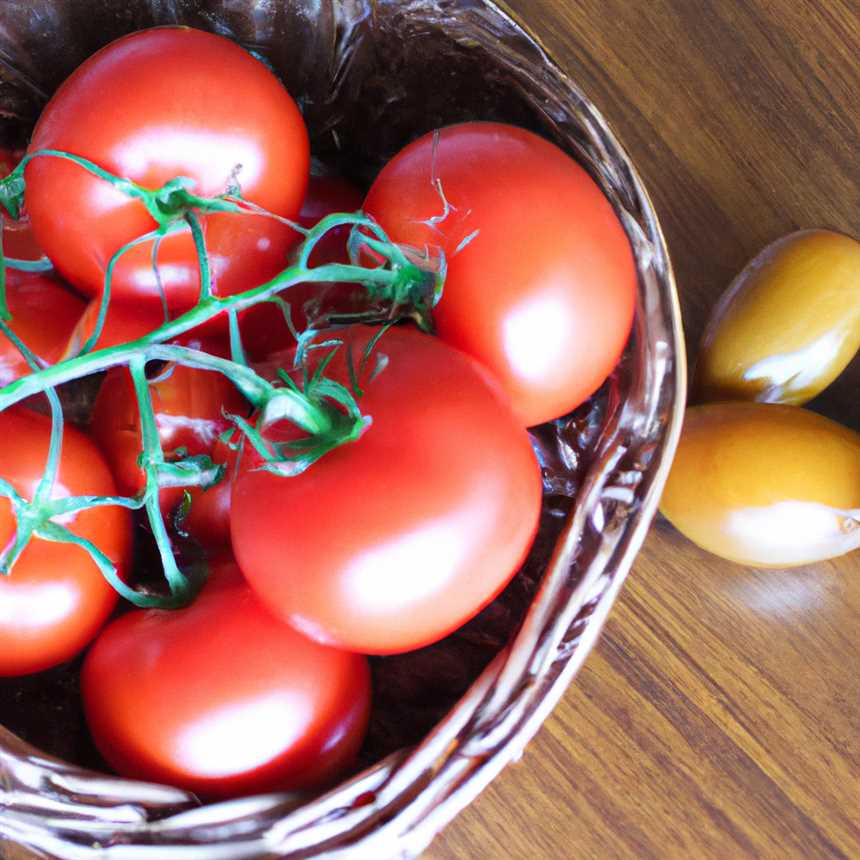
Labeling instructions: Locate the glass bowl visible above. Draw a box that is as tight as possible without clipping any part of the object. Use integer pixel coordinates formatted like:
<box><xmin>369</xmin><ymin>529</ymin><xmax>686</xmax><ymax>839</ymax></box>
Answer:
<box><xmin>0</xmin><ymin>1</ymin><xmax>685</xmax><ymax>857</ymax></box>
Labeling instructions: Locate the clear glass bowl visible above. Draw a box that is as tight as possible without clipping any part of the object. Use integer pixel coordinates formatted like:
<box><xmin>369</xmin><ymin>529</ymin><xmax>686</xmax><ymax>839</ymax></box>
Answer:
<box><xmin>0</xmin><ymin>1</ymin><xmax>685</xmax><ymax>857</ymax></box>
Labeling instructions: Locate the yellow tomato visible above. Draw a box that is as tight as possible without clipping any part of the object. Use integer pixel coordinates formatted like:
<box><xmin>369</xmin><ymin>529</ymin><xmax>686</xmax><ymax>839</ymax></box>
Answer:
<box><xmin>660</xmin><ymin>402</ymin><xmax>860</xmax><ymax>567</ymax></box>
<box><xmin>694</xmin><ymin>230</ymin><xmax>860</xmax><ymax>405</ymax></box>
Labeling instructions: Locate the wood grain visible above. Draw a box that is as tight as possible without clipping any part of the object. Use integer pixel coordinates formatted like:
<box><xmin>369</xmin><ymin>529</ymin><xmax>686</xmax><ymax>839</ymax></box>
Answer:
<box><xmin>429</xmin><ymin>1</ymin><xmax>860</xmax><ymax>857</ymax></box>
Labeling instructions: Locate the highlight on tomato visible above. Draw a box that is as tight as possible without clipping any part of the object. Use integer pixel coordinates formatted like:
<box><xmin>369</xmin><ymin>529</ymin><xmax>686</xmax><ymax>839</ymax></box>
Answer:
<box><xmin>24</xmin><ymin>27</ymin><xmax>310</xmax><ymax>311</ymax></box>
<box><xmin>82</xmin><ymin>558</ymin><xmax>371</xmax><ymax>799</ymax></box>
<box><xmin>231</xmin><ymin>324</ymin><xmax>542</xmax><ymax>655</ymax></box>
<box><xmin>363</xmin><ymin>121</ymin><xmax>637</xmax><ymax>427</ymax></box>
<box><xmin>0</xmin><ymin>408</ymin><xmax>131</xmax><ymax>676</ymax></box>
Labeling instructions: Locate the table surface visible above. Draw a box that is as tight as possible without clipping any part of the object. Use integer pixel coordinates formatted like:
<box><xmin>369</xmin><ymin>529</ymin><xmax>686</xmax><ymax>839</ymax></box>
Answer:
<box><xmin>429</xmin><ymin>1</ymin><xmax>860</xmax><ymax>858</ymax></box>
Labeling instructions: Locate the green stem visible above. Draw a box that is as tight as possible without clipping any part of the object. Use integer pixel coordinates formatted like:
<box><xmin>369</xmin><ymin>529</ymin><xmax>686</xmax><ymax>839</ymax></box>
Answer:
<box><xmin>227</xmin><ymin>309</ymin><xmax>247</xmax><ymax>366</ymax></box>
<box><xmin>78</xmin><ymin>228</ymin><xmax>164</xmax><ymax>356</ymax></box>
<box><xmin>0</xmin><ymin>149</ymin><xmax>443</xmax><ymax>605</ymax></box>
<box><xmin>129</xmin><ymin>355</ymin><xmax>196</xmax><ymax>605</ymax></box>
<box><xmin>185</xmin><ymin>210</ymin><xmax>211</xmax><ymax>302</ymax></box>
<box><xmin>0</xmin><ymin>252</ymin><xmax>401</xmax><ymax>413</ymax></box>
<box><xmin>0</xmin><ymin>318</ymin><xmax>63</xmax><ymax>504</ymax></box>
<box><xmin>151</xmin><ymin>233</ymin><xmax>169</xmax><ymax>325</ymax></box>
<box><xmin>4</xmin><ymin>256</ymin><xmax>53</xmax><ymax>273</ymax></box>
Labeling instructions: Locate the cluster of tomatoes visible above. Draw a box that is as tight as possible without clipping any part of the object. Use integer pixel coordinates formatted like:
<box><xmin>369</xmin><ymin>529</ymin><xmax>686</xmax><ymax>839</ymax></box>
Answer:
<box><xmin>0</xmin><ymin>27</ymin><xmax>635</xmax><ymax>799</ymax></box>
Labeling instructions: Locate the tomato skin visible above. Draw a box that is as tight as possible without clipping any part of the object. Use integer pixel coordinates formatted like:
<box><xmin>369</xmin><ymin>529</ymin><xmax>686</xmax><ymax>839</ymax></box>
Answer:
<box><xmin>182</xmin><ymin>437</ymin><xmax>237</xmax><ymax>549</ymax></box>
<box><xmin>0</xmin><ymin>409</ymin><xmax>131</xmax><ymax>676</ymax></box>
<box><xmin>62</xmin><ymin>300</ymin><xmax>166</xmax><ymax>358</ymax></box>
<box><xmin>363</xmin><ymin>122</ymin><xmax>636</xmax><ymax>427</ymax></box>
<box><xmin>241</xmin><ymin>173</ymin><xmax>366</xmax><ymax>359</ymax></box>
<box><xmin>90</xmin><ymin>347</ymin><xmax>247</xmax><ymax>545</ymax></box>
<box><xmin>0</xmin><ymin>270</ymin><xmax>85</xmax><ymax>385</ymax></box>
<box><xmin>298</xmin><ymin>174</ymin><xmax>365</xmax><ymax>265</ymax></box>
<box><xmin>81</xmin><ymin>558</ymin><xmax>371</xmax><ymax>799</ymax></box>
<box><xmin>231</xmin><ymin>325</ymin><xmax>542</xmax><ymax>655</ymax></box>
<box><xmin>62</xmin><ymin>299</ymin><xmax>235</xmax><ymax>358</ymax></box>
<box><xmin>25</xmin><ymin>27</ymin><xmax>309</xmax><ymax>311</ymax></box>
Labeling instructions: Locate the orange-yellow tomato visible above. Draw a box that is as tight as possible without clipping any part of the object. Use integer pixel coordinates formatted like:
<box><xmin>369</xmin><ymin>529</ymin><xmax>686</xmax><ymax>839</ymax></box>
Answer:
<box><xmin>660</xmin><ymin>402</ymin><xmax>860</xmax><ymax>567</ymax></box>
<box><xmin>694</xmin><ymin>230</ymin><xmax>860</xmax><ymax>406</ymax></box>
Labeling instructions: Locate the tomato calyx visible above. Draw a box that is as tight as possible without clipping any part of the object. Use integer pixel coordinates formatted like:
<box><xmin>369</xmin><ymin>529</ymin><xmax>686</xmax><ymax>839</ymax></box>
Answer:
<box><xmin>246</xmin><ymin>352</ymin><xmax>372</xmax><ymax>477</ymax></box>
<box><xmin>343</xmin><ymin>232</ymin><xmax>445</xmax><ymax>332</ymax></box>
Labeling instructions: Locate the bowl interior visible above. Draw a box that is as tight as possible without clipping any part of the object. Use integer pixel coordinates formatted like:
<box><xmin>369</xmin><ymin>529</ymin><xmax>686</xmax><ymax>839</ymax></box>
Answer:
<box><xmin>0</xmin><ymin>2</ymin><xmax>684</xmax><ymax>858</ymax></box>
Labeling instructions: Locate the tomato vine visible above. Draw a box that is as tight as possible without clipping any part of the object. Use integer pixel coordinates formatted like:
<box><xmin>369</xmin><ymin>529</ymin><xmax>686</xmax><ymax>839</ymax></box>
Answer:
<box><xmin>0</xmin><ymin>151</ymin><xmax>445</xmax><ymax>608</ymax></box>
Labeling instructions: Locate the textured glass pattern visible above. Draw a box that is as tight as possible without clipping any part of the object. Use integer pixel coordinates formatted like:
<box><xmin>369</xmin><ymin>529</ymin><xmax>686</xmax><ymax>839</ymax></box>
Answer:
<box><xmin>0</xmin><ymin>2</ymin><xmax>685</xmax><ymax>857</ymax></box>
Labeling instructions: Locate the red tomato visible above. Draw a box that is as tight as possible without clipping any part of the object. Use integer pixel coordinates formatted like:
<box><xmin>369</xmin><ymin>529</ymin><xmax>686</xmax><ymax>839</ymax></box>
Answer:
<box><xmin>0</xmin><ymin>270</ymin><xmax>85</xmax><ymax>385</ymax></box>
<box><xmin>82</xmin><ymin>558</ymin><xmax>370</xmax><ymax>799</ymax></box>
<box><xmin>231</xmin><ymin>325</ymin><xmax>541</xmax><ymax>654</ymax></box>
<box><xmin>0</xmin><ymin>409</ymin><xmax>131</xmax><ymax>676</ymax></box>
<box><xmin>363</xmin><ymin>122</ymin><xmax>637</xmax><ymax>427</ymax></box>
<box><xmin>0</xmin><ymin>148</ymin><xmax>21</xmax><ymax>176</ymax></box>
<box><xmin>62</xmin><ymin>300</ymin><xmax>166</xmax><ymax>358</ymax></box>
<box><xmin>0</xmin><ymin>147</ymin><xmax>43</xmax><ymax>261</ymax></box>
<box><xmin>298</xmin><ymin>173</ymin><xmax>366</xmax><ymax>265</ymax></box>
<box><xmin>90</xmin><ymin>348</ymin><xmax>247</xmax><ymax>545</ymax></box>
<box><xmin>241</xmin><ymin>173</ymin><xmax>366</xmax><ymax>359</ymax></box>
<box><xmin>1</xmin><ymin>217</ymin><xmax>44</xmax><ymax>262</ymax></box>
<box><xmin>181</xmin><ymin>437</ymin><xmax>238</xmax><ymax>549</ymax></box>
<box><xmin>62</xmin><ymin>298</ymin><xmax>217</xmax><ymax>358</ymax></box>
<box><xmin>25</xmin><ymin>28</ymin><xmax>309</xmax><ymax>311</ymax></box>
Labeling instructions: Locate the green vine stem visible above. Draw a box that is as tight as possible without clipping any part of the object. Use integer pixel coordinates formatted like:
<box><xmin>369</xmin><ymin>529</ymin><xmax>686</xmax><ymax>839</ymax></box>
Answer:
<box><xmin>0</xmin><ymin>148</ymin><xmax>445</xmax><ymax>607</ymax></box>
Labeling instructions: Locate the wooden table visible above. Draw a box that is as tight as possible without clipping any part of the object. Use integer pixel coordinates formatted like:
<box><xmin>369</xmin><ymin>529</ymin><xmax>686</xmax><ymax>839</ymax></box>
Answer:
<box><xmin>431</xmin><ymin>2</ymin><xmax>860</xmax><ymax>857</ymax></box>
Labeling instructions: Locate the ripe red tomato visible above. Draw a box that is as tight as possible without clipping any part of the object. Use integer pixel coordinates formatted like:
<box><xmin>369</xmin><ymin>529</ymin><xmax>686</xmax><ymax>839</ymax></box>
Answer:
<box><xmin>363</xmin><ymin>122</ymin><xmax>637</xmax><ymax>427</ymax></box>
<box><xmin>90</xmin><ymin>347</ymin><xmax>247</xmax><ymax>545</ymax></box>
<box><xmin>0</xmin><ymin>270</ymin><xmax>85</xmax><ymax>385</ymax></box>
<box><xmin>82</xmin><ymin>558</ymin><xmax>370</xmax><ymax>799</ymax></box>
<box><xmin>0</xmin><ymin>147</ymin><xmax>43</xmax><ymax>261</ymax></box>
<box><xmin>62</xmin><ymin>300</ymin><xmax>166</xmax><ymax>358</ymax></box>
<box><xmin>181</xmin><ymin>436</ymin><xmax>238</xmax><ymax>549</ymax></box>
<box><xmin>0</xmin><ymin>409</ymin><xmax>131</xmax><ymax>676</ymax></box>
<box><xmin>241</xmin><ymin>172</ymin><xmax>366</xmax><ymax>359</ymax></box>
<box><xmin>231</xmin><ymin>325</ymin><xmax>541</xmax><ymax>654</ymax></box>
<box><xmin>62</xmin><ymin>298</ymin><xmax>217</xmax><ymax>358</ymax></box>
<box><xmin>25</xmin><ymin>28</ymin><xmax>309</xmax><ymax>311</ymax></box>
<box><xmin>298</xmin><ymin>174</ymin><xmax>366</xmax><ymax>265</ymax></box>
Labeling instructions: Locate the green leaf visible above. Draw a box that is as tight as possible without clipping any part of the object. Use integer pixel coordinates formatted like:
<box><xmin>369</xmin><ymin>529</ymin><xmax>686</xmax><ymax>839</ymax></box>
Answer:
<box><xmin>0</xmin><ymin>173</ymin><xmax>26</xmax><ymax>221</ymax></box>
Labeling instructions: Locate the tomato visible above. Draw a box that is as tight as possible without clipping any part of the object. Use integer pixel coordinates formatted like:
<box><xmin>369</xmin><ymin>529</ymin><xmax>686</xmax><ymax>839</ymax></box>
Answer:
<box><xmin>0</xmin><ymin>409</ymin><xmax>131</xmax><ymax>676</ymax></box>
<box><xmin>299</xmin><ymin>174</ymin><xmax>365</xmax><ymax>263</ymax></box>
<box><xmin>62</xmin><ymin>298</ymin><xmax>218</xmax><ymax>358</ymax></box>
<box><xmin>81</xmin><ymin>558</ymin><xmax>370</xmax><ymax>799</ymax></box>
<box><xmin>231</xmin><ymin>325</ymin><xmax>541</xmax><ymax>654</ymax></box>
<box><xmin>181</xmin><ymin>436</ymin><xmax>238</xmax><ymax>549</ymax></box>
<box><xmin>241</xmin><ymin>172</ymin><xmax>366</xmax><ymax>359</ymax></box>
<box><xmin>90</xmin><ymin>347</ymin><xmax>247</xmax><ymax>545</ymax></box>
<box><xmin>0</xmin><ymin>270</ymin><xmax>85</xmax><ymax>385</ymax></box>
<box><xmin>25</xmin><ymin>27</ymin><xmax>309</xmax><ymax>311</ymax></box>
<box><xmin>660</xmin><ymin>403</ymin><xmax>860</xmax><ymax>567</ymax></box>
<box><xmin>62</xmin><ymin>300</ymin><xmax>167</xmax><ymax>358</ymax></box>
<box><xmin>0</xmin><ymin>148</ymin><xmax>20</xmax><ymax>176</ymax></box>
<box><xmin>0</xmin><ymin>147</ymin><xmax>43</xmax><ymax>261</ymax></box>
<box><xmin>693</xmin><ymin>230</ymin><xmax>860</xmax><ymax>406</ymax></box>
<box><xmin>363</xmin><ymin>122</ymin><xmax>636</xmax><ymax>427</ymax></box>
